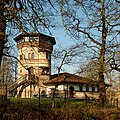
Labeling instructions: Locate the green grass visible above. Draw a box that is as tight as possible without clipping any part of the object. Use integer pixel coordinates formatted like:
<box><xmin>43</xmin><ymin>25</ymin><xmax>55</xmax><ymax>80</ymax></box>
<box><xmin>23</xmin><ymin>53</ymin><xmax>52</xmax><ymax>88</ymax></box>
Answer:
<box><xmin>9</xmin><ymin>97</ymin><xmax>85</xmax><ymax>108</ymax></box>
<box><xmin>1</xmin><ymin>97</ymin><xmax>120</xmax><ymax>120</ymax></box>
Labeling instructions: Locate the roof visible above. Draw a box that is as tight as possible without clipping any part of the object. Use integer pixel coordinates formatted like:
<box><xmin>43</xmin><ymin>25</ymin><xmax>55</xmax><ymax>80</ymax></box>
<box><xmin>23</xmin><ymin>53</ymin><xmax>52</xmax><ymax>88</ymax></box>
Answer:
<box><xmin>44</xmin><ymin>72</ymin><xmax>99</xmax><ymax>86</ymax></box>
<box><xmin>14</xmin><ymin>32</ymin><xmax>56</xmax><ymax>45</ymax></box>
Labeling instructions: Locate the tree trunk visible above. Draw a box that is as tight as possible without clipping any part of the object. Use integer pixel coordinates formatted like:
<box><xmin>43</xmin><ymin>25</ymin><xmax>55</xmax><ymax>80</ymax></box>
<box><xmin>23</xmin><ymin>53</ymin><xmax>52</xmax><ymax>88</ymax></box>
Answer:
<box><xmin>0</xmin><ymin>2</ymin><xmax>6</xmax><ymax>67</ymax></box>
<box><xmin>98</xmin><ymin>0</ymin><xmax>107</xmax><ymax>106</ymax></box>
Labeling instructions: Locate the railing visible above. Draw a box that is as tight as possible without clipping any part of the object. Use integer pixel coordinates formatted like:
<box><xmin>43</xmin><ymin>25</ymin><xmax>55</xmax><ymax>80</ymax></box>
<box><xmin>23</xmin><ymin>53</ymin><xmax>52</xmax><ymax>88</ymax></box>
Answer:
<box><xmin>8</xmin><ymin>74</ymin><xmax>39</xmax><ymax>91</ymax></box>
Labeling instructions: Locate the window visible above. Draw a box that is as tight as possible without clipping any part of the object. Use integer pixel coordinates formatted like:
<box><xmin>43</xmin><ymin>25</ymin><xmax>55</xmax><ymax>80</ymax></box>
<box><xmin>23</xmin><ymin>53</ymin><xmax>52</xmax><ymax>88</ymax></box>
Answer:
<box><xmin>20</xmin><ymin>69</ymin><xmax>22</xmax><ymax>73</ymax></box>
<box><xmin>89</xmin><ymin>86</ymin><xmax>92</xmax><ymax>92</ymax></box>
<box><xmin>46</xmin><ymin>53</ymin><xmax>50</xmax><ymax>60</ymax></box>
<box><xmin>79</xmin><ymin>85</ymin><xmax>82</xmax><ymax>91</ymax></box>
<box><xmin>29</xmin><ymin>67</ymin><xmax>34</xmax><ymax>74</ymax></box>
<box><xmin>46</xmin><ymin>53</ymin><xmax>49</xmax><ymax>59</ymax></box>
<box><xmin>44</xmin><ymin>69</ymin><xmax>49</xmax><ymax>75</ymax></box>
<box><xmin>20</xmin><ymin>54</ymin><xmax>24</xmax><ymax>60</ymax></box>
<box><xmin>92</xmin><ymin>87</ymin><xmax>95</xmax><ymax>92</ymax></box>
<box><xmin>41</xmin><ymin>90</ymin><xmax>46</xmax><ymax>95</ymax></box>
<box><xmin>25</xmin><ymin>37</ymin><xmax>29</xmax><ymax>42</ymax></box>
<box><xmin>28</xmin><ymin>53</ymin><xmax>35</xmax><ymax>59</ymax></box>
<box><xmin>82</xmin><ymin>85</ymin><xmax>86</xmax><ymax>91</ymax></box>
<box><xmin>41</xmin><ymin>67</ymin><xmax>49</xmax><ymax>75</ymax></box>
<box><xmin>0</xmin><ymin>80</ymin><xmax>2</xmax><ymax>86</ymax></box>
<box><xmin>28</xmin><ymin>53</ymin><xmax>31</xmax><ymax>59</ymax></box>
<box><xmin>94</xmin><ymin>87</ymin><xmax>98</xmax><ymax>92</ymax></box>
<box><xmin>38</xmin><ymin>67</ymin><xmax>43</xmax><ymax>73</ymax></box>
<box><xmin>31</xmin><ymin>53</ymin><xmax>34</xmax><ymax>59</ymax></box>
<box><xmin>86</xmin><ymin>85</ymin><xmax>89</xmax><ymax>92</ymax></box>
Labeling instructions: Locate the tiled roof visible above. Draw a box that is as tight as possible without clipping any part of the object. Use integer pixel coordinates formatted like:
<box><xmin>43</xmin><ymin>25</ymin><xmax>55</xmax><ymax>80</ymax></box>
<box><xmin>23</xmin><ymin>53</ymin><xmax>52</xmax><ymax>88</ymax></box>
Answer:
<box><xmin>44</xmin><ymin>72</ymin><xmax>98</xmax><ymax>85</ymax></box>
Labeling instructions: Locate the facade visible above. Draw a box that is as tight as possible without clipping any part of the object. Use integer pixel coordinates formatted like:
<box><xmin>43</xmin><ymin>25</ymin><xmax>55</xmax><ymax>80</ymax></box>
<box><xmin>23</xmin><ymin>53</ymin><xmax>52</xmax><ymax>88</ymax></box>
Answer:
<box><xmin>44</xmin><ymin>73</ymin><xmax>109</xmax><ymax>99</ymax></box>
<box><xmin>13</xmin><ymin>33</ymin><xmax>56</xmax><ymax>98</ymax></box>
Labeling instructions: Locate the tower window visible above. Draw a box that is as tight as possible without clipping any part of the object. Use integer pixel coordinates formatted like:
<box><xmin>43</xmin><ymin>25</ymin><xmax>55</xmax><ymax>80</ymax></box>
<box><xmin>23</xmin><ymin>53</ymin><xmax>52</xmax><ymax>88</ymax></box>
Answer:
<box><xmin>29</xmin><ymin>67</ymin><xmax>34</xmax><ymax>74</ymax></box>
<box><xmin>28</xmin><ymin>53</ymin><xmax>31</xmax><ymax>59</ymax></box>
<box><xmin>28</xmin><ymin>53</ymin><xmax>35</xmax><ymax>59</ymax></box>
<box><xmin>31</xmin><ymin>53</ymin><xmax>34</xmax><ymax>59</ymax></box>
<box><xmin>0</xmin><ymin>80</ymin><xmax>2</xmax><ymax>86</ymax></box>
<box><xmin>20</xmin><ymin>54</ymin><xmax>25</xmax><ymax>60</ymax></box>
<box><xmin>20</xmin><ymin>69</ymin><xmax>22</xmax><ymax>73</ymax></box>
<box><xmin>46</xmin><ymin>53</ymin><xmax>50</xmax><ymax>59</ymax></box>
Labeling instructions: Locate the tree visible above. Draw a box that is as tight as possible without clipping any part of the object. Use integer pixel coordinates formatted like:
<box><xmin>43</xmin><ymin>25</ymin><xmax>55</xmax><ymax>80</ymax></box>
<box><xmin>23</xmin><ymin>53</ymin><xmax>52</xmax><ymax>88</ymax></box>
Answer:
<box><xmin>0</xmin><ymin>0</ymin><xmax>56</xmax><ymax>67</ymax></box>
<box><xmin>57</xmin><ymin>0</ymin><xmax>120</xmax><ymax>106</ymax></box>
<box><xmin>78</xmin><ymin>60</ymin><xmax>99</xmax><ymax>81</ymax></box>
<box><xmin>51</xmin><ymin>43</ymin><xmax>84</xmax><ymax>107</ymax></box>
<box><xmin>52</xmin><ymin>43</ymin><xmax>85</xmax><ymax>74</ymax></box>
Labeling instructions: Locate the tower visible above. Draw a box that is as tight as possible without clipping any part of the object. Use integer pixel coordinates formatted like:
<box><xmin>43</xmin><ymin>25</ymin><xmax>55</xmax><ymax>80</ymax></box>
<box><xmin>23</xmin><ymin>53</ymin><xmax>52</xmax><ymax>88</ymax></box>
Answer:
<box><xmin>14</xmin><ymin>33</ymin><xmax>56</xmax><ymax>98</ymax></box>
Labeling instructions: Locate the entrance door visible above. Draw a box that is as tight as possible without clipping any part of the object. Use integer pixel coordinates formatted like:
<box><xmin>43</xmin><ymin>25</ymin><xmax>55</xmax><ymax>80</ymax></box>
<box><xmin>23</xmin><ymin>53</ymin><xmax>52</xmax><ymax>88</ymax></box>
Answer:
<box><xmin>69</xmin><ymin>86</ymin><xmax>74</xmax><ymax>98</ymax></box>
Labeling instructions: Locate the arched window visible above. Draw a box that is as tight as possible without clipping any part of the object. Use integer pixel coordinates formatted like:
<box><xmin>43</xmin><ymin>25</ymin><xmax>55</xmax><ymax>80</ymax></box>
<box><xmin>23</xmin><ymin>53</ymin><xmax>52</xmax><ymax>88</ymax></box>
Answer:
<box><xmin>29</xmin><ymin>67</ymin><xmax>34</xmax><ymax>74</ymax></box>
<box><xmin>28</xmin><ymin>53</ymin><xmax>31</xmax><ymax>59</ymax></box>
<box><xmin>20</xmin><ymin>54</ymin><xmax>25</xmax><ymax>60</ymax></box>
<box><xmin>20</xmin><ymin>69</ymin><xmax>22</xmax><ymax>73</ymax></box>
<box><xmin>31</xmin><ymin>53</ymin><xmax>34</xmax><ymax>59</ymax></box>
<box><xmin>46</xmin><ymin>53</ymin><xmax>50</xmax><ymax>60</ymax></box>
<box><xmin>41</xmin><ymin>90</ymin><xmax>46</xmax><ymax>95</ymax></box>
<box><xmin>28</xmin><ymin>53</ymin><xmax>35</xmax><ymax>59</ymax></box>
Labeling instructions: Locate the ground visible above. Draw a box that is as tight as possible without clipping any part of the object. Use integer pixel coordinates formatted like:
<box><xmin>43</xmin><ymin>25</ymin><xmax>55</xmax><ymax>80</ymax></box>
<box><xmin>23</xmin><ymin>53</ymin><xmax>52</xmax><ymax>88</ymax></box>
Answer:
<box><xmin>0</xmin><ymin>97</ymin><xmax>120</xmax><ymax>120</ymax></box>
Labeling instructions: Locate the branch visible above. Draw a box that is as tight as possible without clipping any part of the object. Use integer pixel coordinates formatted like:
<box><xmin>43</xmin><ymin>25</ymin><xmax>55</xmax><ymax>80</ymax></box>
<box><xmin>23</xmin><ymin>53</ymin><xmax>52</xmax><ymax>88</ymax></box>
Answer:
<box><xmin>109</xmin><ymin>54</ymin><xmax>120</xmax><ymax>72</ymax></box>
<box><xmin>3</xmin><ymin>53</ymin><xmax>27</xmax><ymax>70</ymax></box>
<box><xmin>27</xmin><ymin>0</ymin><xmax>52</xmax><ymax>35</ymax></box>
<box><xmin>77</xmin><ymin>29</ymin><xmax>101</xmax><ymax>46</ymax></box>
<box><xmin>110</xmin><ymin>65</ymin><xmax>120</xmax><ymax>72</ymax></box>
<box><xmin>115</xmin><ymin>0</ymin><xmax>120</xmax><ymax>3</ymax></box>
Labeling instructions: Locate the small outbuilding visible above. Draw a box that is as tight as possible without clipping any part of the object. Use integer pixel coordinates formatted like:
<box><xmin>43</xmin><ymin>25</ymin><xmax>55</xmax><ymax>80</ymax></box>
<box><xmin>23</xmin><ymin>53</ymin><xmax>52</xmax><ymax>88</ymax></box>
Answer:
<box><xmin>44</xmin><ymin>73</ymin><xmax>108</xmax><ymax>99</ymax></box>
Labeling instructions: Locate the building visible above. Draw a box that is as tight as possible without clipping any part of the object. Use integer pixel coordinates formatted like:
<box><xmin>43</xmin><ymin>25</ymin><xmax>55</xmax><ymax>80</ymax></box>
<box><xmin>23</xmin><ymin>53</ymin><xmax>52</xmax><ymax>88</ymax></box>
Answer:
<box><xmin>12</xmin><ymin>32</ymin><xmax>56</xmax><ymax>98</ymax></box>
<box><xmin>44</xmin><ymin>73</ymin><xmax>110</xmax><ymax>99</ymax></box>
<box><xmin>44</xmin><ymin>73</ymin><xmax>100</xmax><ymax>99</ymax></box>
<box><xmin>6</xmin><ymin>32</ymin><xmax>109</xmax><ymax>99</ymax></box>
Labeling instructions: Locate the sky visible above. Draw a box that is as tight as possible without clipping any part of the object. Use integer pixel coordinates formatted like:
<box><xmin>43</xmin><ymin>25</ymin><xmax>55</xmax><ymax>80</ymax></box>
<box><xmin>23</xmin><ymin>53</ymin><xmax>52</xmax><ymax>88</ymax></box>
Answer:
<box><xmin>5</xmin><ymin>0</ymin><xmax>120</xmax><ymax>78</ymax></box>
<box><xmin>6</xmin><ymin>24</ymin><xmax>80</xmax><ymax>75</ymax></box>
<box><xmin>50</xmin><ymin>26</ymin><xmax>84</xmax><ymax>74</ymax></box>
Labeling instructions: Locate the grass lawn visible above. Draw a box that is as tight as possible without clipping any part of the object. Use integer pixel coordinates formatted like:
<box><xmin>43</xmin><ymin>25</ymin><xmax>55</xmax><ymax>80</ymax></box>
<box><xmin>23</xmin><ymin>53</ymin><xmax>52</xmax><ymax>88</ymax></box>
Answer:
<box><xmin>9</xmin><ymin>97</ymin><xmax>85</xmax><ymax>108</ymax></box>
<box><xmin>0</xmin><ymin>97</ymin><xmax>120</xmax><ymax>120</ymax></box>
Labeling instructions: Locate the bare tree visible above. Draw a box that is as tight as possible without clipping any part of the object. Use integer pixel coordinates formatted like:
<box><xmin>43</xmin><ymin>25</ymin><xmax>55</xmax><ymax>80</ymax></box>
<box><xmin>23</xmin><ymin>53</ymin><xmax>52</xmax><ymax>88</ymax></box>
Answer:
<box><xmin>51</xmin><ymin>43</ymin><xmax>84</xmax><ymax>107</ymax></box>
<box><xmin>78</xmin><ymin>60</ymin><xmax>99</xmax><ymax>81</ymax></box>
<box><xmin>52</xmin><ymin>43</ymin><xmax>85</xmax><ymax>74</ymax></box>
<box><xmin>0</xmin><ymin>0</ymin><xmax>56</xmax><ymax>67</ymax></box>
<box><xmin>57</xmin><ymin>0</ymin><xmax>120</xmax><ymax>106</ymax></box>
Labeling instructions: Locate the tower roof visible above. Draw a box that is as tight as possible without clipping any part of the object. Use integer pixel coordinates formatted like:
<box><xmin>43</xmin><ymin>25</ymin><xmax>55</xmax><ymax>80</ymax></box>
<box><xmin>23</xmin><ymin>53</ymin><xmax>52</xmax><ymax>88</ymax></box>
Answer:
<box><xmin>14</xmin><ymin>32</ymin><xmax>56</xmax><ymax>45</ymax></box>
